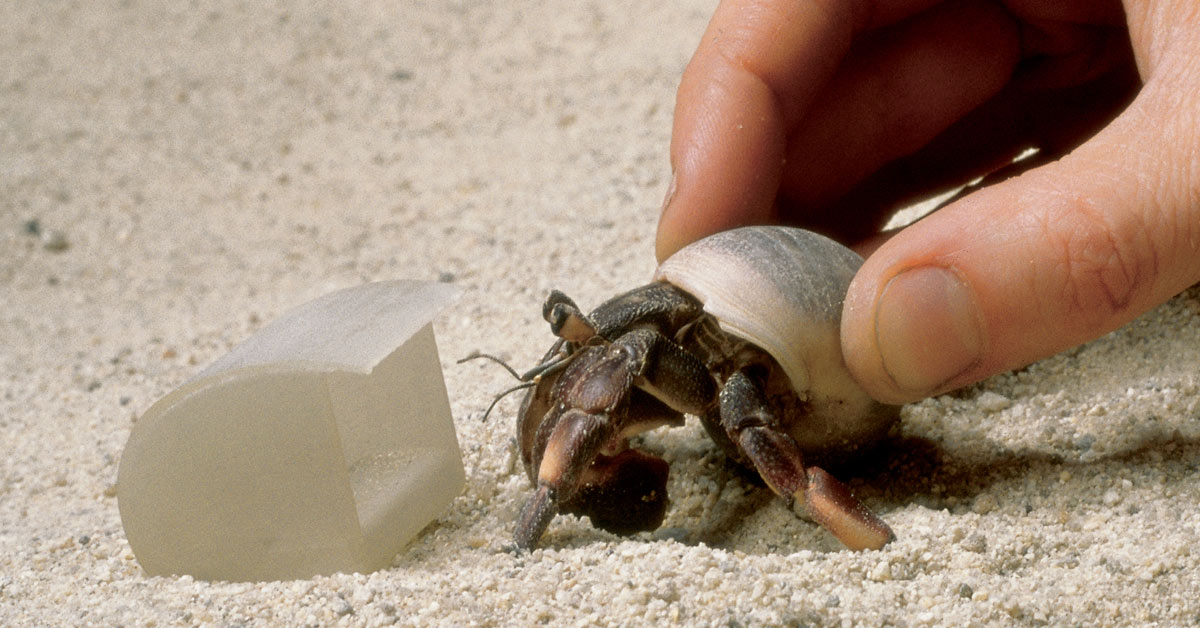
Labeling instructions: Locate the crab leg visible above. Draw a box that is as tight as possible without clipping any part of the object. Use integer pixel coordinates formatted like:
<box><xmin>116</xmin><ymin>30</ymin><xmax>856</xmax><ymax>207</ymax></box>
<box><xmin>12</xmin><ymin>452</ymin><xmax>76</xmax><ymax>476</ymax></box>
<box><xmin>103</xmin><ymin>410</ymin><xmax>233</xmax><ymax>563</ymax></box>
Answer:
<box><xmin>515</xmin><ymin>326</ymin><xmax>718</xmax><ymax>548</ymax></box>
<box><xmin>515</xmin><ymin>333</ymin><xmax>654</xmax><ymax>549</ymax></box>
<box><xmin>718</xmin><ymin>370</ymin><xmax>894</xmax><ymax>551</ymax></box>
<box><xmin>515</xmin><ymin>407</ymin><xmax>613</xmax><ymax>549</ymax></box>
<box><xmin>614</xmin><ymin>327</ymin><xmax>715</xmax><ymax>416</ymax></box>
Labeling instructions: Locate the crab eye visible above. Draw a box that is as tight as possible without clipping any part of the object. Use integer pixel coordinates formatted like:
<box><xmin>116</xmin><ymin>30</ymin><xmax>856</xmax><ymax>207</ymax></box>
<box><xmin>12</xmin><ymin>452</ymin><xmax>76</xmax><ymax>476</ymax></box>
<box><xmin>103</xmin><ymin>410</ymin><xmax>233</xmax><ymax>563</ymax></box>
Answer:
<box><xmin>549</xmin><ymin>302</ymin><xmax>597</xmax><ymax>343</ymax></box>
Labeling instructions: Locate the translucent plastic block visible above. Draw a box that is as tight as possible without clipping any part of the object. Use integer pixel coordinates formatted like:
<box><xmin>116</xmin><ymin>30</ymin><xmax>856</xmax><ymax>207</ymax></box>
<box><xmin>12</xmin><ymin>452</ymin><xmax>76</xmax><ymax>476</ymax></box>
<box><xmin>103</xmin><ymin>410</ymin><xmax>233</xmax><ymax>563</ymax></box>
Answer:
<box><xmin>117</xmin><ymin>280</ymin><xmax>464</xmax><ymax>582</ymax></box>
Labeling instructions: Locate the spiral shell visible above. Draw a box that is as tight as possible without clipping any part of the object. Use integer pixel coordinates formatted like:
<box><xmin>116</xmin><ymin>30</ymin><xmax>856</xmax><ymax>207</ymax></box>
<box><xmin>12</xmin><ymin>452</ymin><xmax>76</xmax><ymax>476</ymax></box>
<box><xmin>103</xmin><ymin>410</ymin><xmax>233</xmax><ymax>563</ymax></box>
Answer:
<box><xmin>653</xmin><ymin>226</ymin><xmax>895</xmax><ymax>452</ymax></box>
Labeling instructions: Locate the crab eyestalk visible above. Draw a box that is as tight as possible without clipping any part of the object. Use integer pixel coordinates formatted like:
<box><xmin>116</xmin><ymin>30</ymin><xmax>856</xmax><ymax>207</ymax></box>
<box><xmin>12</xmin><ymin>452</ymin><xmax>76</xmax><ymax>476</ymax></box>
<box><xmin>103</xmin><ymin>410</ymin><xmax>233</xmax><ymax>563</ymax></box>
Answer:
<box><xmin>542</xmin><ymin>290</ymin><xmax>596</xmax><ymax>343</ymax></box>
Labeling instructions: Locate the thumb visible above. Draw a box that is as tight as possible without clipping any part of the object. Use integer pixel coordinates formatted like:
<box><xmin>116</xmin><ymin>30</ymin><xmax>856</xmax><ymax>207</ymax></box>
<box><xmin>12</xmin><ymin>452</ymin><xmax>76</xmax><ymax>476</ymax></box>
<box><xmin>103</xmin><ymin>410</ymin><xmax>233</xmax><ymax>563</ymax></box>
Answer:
<box><xmin>840</xmin><ymin>73</ymin><xmax>1200</xmax><ymax>405</ymax></box>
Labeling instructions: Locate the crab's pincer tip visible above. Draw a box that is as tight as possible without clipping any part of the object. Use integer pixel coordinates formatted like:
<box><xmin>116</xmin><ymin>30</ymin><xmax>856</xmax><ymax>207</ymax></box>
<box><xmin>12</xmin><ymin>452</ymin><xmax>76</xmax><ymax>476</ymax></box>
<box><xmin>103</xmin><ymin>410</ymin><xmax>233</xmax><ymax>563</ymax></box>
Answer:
<box><xmin>803</xmin><ymin>466</ymin><xmax>894</xmax><ymax>551</ymax></box>
<box><xmin>514</xmin><ymin>485</ymin><xmax>558</xmax><ymax>550</ymax></box>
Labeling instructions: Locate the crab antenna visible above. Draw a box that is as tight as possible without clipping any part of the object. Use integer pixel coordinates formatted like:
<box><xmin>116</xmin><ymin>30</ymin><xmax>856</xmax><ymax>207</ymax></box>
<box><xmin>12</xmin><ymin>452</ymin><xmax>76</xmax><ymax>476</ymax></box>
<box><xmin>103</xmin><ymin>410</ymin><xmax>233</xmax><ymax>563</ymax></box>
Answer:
<box><xmin>479</xmin><ymin>381</ymin><xmax>535</xmax><ymax>422</ymax></box>
<box><xmin>456</xmin><ymin>353</ymin><xmax>538</xmax><ymax>421</ymax></box>
<box><xmin>518</xmin><ymin>353</ymin><xmax>574</xmax><ymax>382</ymax></box>
<box><xmin>456</xmin><ymin>351</ymin><xmax>524</xmax><ymax>380</ymax></box>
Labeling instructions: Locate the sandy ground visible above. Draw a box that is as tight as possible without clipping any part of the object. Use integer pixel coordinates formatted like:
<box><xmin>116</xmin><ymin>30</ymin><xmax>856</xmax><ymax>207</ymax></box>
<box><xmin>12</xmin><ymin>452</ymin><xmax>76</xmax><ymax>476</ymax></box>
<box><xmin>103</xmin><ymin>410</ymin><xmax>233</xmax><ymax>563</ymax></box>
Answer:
<box><xmin>5</xmin><ymin>1</ymin><xmax>1200</xmax><ymax>626</ymax></box>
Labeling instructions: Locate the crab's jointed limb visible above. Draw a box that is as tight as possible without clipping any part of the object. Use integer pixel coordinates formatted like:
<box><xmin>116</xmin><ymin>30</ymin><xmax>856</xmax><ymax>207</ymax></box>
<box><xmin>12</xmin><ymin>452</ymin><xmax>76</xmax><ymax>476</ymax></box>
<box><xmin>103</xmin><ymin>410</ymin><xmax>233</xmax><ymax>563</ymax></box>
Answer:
<box><xmin>715</xmin><ymin>370</ymin><xmax>894</xmax><ymax>551</ymax></box>
<box><xmin>515</xmin><ymin>228</ymin><xmax>899</xmax><ymax>552</ymax></box>
<box><xmin>514</xmin><ymin>325</ymin><xmax>716</xmax><ymax>549</ymax></box>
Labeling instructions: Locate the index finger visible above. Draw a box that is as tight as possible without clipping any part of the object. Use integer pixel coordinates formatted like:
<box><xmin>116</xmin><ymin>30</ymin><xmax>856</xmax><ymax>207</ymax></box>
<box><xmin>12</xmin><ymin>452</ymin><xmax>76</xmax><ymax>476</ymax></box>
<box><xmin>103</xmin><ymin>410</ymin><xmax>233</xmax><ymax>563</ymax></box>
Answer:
<box><xmin>656</xmin><ymin>0</ymin><xmax>941</xmax><ymax>261</ymax></box>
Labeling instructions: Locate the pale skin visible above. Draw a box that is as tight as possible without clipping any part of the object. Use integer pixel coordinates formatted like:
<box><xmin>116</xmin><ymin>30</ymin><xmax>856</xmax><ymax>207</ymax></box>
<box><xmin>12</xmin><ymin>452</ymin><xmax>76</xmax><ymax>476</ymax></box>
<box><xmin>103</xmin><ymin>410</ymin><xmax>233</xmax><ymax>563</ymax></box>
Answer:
<box><xmin>656</xmin><ymin>0</ymin><xmax>1200</xmax><ymax>405</ymax></box>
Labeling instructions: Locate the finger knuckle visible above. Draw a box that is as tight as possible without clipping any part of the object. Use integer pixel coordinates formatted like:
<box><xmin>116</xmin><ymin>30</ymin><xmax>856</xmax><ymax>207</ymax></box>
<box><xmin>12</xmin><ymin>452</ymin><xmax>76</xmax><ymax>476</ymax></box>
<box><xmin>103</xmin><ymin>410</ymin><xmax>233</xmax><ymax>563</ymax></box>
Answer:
<box><xmin>1043</xmin><ymin>195</ymin><xmax>1157</xmax><ymax>323</ymax></box>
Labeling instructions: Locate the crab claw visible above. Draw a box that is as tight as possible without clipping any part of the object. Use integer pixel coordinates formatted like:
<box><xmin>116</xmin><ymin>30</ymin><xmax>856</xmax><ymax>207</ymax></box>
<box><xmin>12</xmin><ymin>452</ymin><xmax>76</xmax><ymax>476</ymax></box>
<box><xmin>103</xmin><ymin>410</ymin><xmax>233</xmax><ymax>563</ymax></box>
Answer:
<box><xmin>738</xmin><ymin>422</ymin><xmax>893</xmax><ymax>551</ymax></box>
<box><xmin>513</xmin><ymin>447</ymin><xmax>670</xmax><ymax>549</ymax></box>
<box><xmin>562</xmin><ymin>449</ymin><xmax>670</xmax><ymax>535</ymax></box>
<box><xmin>513</xmin><ymin>408</ymin><xmax>612</xmax><ymax>549</ymax></box>
<box><xmin>514</xmin><ymin>485</ymin><xmax>559</xmax><ymax>550</ymax></box>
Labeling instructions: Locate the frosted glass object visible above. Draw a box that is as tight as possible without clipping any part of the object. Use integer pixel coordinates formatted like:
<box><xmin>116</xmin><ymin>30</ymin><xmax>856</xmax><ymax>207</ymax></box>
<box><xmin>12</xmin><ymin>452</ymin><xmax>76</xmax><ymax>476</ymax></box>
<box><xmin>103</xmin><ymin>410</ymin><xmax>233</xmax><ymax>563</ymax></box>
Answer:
<box><xmin>117</xmin><ymin>280</ymin><xmax>464</xmax><ymax>581</ymax></box>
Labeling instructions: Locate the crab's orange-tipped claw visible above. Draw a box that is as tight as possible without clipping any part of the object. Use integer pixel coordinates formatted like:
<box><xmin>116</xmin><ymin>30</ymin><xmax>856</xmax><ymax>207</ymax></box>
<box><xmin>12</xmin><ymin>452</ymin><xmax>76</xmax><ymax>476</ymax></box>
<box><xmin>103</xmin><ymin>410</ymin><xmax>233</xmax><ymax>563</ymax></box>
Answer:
<box><xmin>516</xmin><ymin>443</ymin><xmax>672</xmax><ymax>549</ymax></box>
<box><xmin>738</xmin><ymin>423</ymin><xmax>895</xmax><ymax>551</ymax></box>
<box><xmin>720</xmin><ymin>369</ymin><xmax>894</xmax><ymax>551</ymax></box>
<box><xmin>802</xmin><ymin>466</ymin><xmax>894</xmax><ymax>551</ymax></box>
<box><xmin>513</xmin><ymin>408</ymin><xmax>611</xmax><ymax>549</ymax></box>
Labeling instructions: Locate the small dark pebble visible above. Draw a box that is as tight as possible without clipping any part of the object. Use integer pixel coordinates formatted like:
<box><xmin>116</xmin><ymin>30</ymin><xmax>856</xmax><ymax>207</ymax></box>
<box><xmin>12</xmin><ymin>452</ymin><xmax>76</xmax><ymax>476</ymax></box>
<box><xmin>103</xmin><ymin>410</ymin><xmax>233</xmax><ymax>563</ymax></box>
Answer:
<box><xmin>119</xmin><ymin>396</ymin><xmax>132</xmax><ymax>406</ymax></box>
<box><xmin>78</xmin><ymin>535</ymin><xmax>91</xmax><ymax>546</ymax></box>
<box><xmin>42</xmin><ymin>230</ymin><xmax>69</xmax><ymax>252</ymax></box>
<box><xmin>783</xmin><ymin>612</ymin><xmax>822</xmax><ymax>628</ymax></box>
<box><xmin>389</xmin><ymin>69</ymin><xmax>413</xmax><ymax>81</ymax></box>
<box><xmin>437</xmin><ymin>271</ymin><xmax>455</xmax><ymax>283</ymax></box>
<box><xmin>1074</xmin><ymin>434</ymin><xmax>1096</xmax><ymax>451</ymax></box>
<box><xmin>23</xmin><ymin>219</ymin><xmax>41</xmax><ymax>235</ymax></box>
<box><xmin>86</xmin><ymin>381</ymin><xmax>101</xmax><ymax>392</ymax></box>
<box><xmin>958</xmin><ymin>583</ymin><xmax>974</xmax><ymax>598</ymax></box>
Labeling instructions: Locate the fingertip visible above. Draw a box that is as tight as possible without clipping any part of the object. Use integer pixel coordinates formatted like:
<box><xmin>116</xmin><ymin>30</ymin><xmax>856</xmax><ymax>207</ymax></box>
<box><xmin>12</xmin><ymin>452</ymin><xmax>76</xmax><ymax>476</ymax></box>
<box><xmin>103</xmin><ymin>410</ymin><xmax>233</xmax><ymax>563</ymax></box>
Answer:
<box><xmin>655</xmin><ymin>169</ymin><xmax>773</xmax><ymax>262</ymax></box>
<box><xmin>881</xmin><ymin>266</ymin><xmax>984</xmax><ymax>391</ymax></box>
<box><xmin>657</xmin><ymin>0</ymin><xmax>863</xmax><ymax>262</ymax></box>
<box><xmin>842</xmin><ymin>196</ymin><xmax>1002</xmax><ymax>404</ymax></box>
<box><xmin>843</xmin><ymin>119</ymin><xmax>1192</xmax><ymax>404</ymax></box>
<box><xmin>657</xmin><ymin>60</ymin><xmax>786</xmax><ymax>263</ymax></box>
<box><xmin>841</xmin><ymin>250</ymin><xmax>894</xmax><ymax>402</ymax></box>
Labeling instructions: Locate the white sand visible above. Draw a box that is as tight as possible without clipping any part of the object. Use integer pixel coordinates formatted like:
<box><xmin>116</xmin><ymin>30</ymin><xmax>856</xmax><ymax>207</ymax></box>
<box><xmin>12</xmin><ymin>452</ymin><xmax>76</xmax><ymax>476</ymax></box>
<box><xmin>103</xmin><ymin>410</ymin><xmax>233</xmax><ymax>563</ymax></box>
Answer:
<box><xmin>4</xmin><ymin>1</ymin><xmax>1200</xmax><ymax>626</ymax></box>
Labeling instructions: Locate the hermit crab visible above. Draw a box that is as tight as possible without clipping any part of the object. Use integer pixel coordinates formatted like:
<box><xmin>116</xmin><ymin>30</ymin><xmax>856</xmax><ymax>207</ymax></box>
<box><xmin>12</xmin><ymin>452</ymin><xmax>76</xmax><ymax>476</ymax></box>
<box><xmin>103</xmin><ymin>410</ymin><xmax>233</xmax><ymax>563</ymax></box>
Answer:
<box><xmin>513</xmin><ymin>226</ymin><xmax>898</xmax><ymax>551</ymax></box>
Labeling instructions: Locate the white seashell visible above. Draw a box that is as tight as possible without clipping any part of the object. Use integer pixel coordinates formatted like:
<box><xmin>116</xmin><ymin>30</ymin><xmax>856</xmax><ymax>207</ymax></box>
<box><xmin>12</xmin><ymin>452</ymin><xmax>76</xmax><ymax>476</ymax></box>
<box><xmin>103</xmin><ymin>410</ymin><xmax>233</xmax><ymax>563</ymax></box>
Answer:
<box><xmin>654</xmin><ymin>226</ymin><xmax>896</xmax><ymax>455</ymax></box>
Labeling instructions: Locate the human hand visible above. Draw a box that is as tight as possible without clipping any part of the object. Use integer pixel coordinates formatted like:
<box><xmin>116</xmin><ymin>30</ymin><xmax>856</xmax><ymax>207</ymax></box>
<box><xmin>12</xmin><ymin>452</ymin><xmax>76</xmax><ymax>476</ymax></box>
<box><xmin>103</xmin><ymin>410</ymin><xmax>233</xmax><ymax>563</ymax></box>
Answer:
<box><xmin>656</xmin><ymin>0</ymin><xmax>1200</xmax><ymax>404</ymax></box>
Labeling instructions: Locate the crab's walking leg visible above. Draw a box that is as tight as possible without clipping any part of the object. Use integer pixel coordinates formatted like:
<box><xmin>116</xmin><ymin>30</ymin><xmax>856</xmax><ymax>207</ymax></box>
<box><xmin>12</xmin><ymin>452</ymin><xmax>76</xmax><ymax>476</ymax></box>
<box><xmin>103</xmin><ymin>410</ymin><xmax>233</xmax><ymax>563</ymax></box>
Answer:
<box><xmin>616</xmin><ymin>327</ymin><xmax>715</xmax><ymax>416</ymax></box>
<box><xmin>719</xmin><ymin>370</ymin><xmax>894</xmax><ymax>551</ymax></box>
